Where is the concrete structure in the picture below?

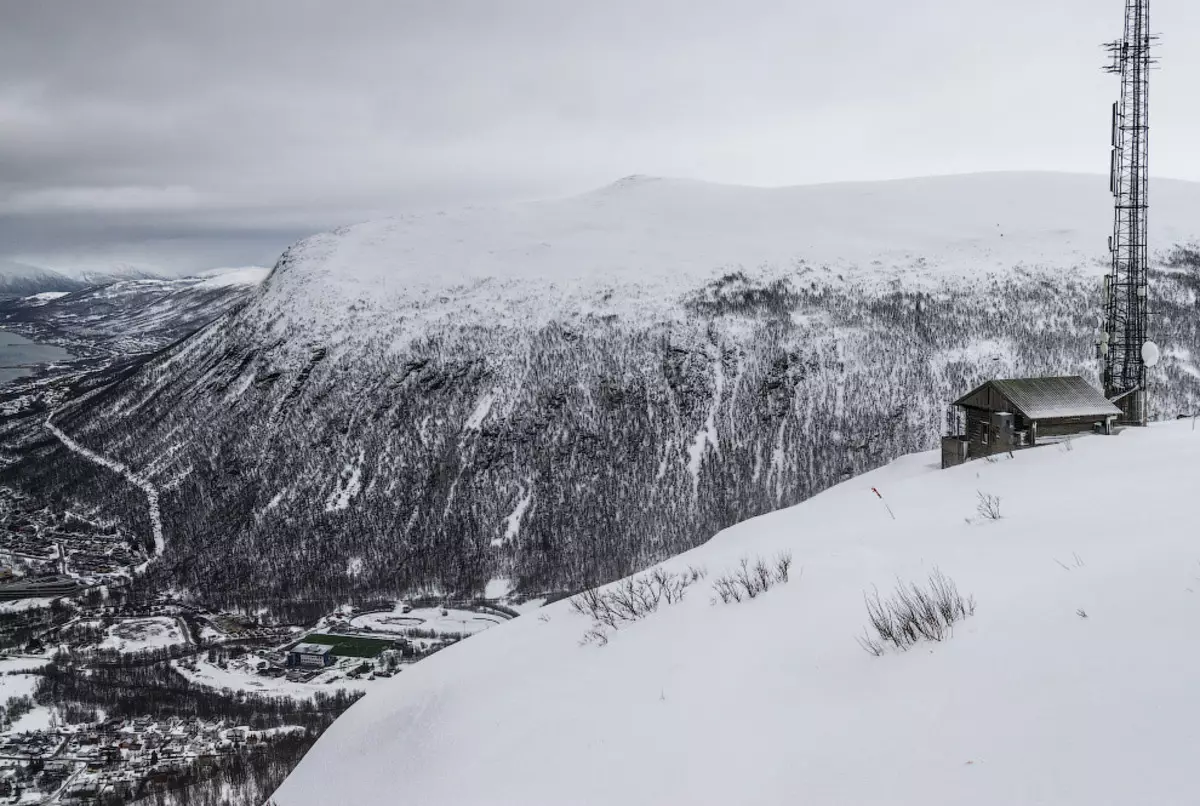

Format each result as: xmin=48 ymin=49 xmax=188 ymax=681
xmin=287 ymin=642 xmax=335 ymax=669
xmin=0 ymin=574 xmax=85 ymax=600
xmin=943 ymin=376 xmax=1122 ymax=468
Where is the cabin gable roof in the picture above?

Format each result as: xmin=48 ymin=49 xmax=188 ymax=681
xmin=954 ymin=376 xmax=1121 ymax=420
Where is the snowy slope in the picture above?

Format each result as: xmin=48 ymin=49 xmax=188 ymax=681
xmin=274 ymin=422 xmax=1200 ymax=806
xmin=0 ymin=259 xmax=85 ymax=296
xmin=62 ymin=262 xmax=166 ymax=285
xmin=257 ymin=172 xmax=1200 ymax=344
xmin=0 ymin=275 xmax=263 ymax=357
xmin=0 ymin=259 xmax=170 ymax=296
xmin=189 ymin=265 xmax=271 ymax=288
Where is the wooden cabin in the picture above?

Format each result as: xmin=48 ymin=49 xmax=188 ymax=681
xmin=942 ymin=376 xmax=1121 ymax=469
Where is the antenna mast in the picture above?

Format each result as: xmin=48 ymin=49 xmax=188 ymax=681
xmin=1100 ymin=0 xmax=1155 ymax=425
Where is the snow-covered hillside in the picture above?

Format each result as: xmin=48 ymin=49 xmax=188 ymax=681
xmin=257 ymin=172 xmax=1198 ymax=343
xmin=188 ymin=266 xmax=272 ymax=289
xmin=0 ymin=273 xmax=266 ymax=357
xmin=274 ymin=422 xmax=1200 ymax=806
xmin=0 ymin=259 xmax=165 ymax=296
xmin=25 ymin=173 xmax=1200 ymax=614
xmin=0 ymin=259 xmax=84 ymax=296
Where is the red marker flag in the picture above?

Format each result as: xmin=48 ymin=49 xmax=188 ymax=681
xmin=871 ymin=487 xmax=895 ymax=520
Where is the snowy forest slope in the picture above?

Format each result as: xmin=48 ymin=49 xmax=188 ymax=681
xmin=20 ymin=173 xmax=1200 ymax=614
xmin=273 ymin=421 xmax=1200 ymax=806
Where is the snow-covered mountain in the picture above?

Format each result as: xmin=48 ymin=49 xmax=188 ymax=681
xmin=0 ymin=272 xmax=268 ymax=358
xmin=0 ymin=260 xmax=86 ymax=296
xmin=0 ymin=259 xmax=168 ymax=297
xmin=26 ymin=173 xmax=1200 ymax=615
xmin=273 ymin=421 xmax=1200 ymax=806
xmin=186 ymin=266 xmax=272 ymax=288
xmin=68 ymin=263 xmax=165 ymax=286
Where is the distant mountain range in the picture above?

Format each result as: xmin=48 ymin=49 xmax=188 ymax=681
xmin=15 ymin=173 xmax=1200 ymax=616
xmin=0 ymin=268 xmax=270 ymax=358
xmin=0 ymin=259 xmax=166 ymax=297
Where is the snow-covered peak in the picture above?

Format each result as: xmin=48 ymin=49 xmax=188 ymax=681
xmin=252 ymin=173 xmax=1200 ymax=343
xmin=274 ymin=421 xmax=1200 ymax=806
xmin=0 ymin=259 xmax=83 ymax=296
xmin=65 ymin=263 xmax=167 ymax=284
xmin=228 ymin=172 xmax=1200 ymax=362
xmin=190 ymin=266 xmax=271 ymax=289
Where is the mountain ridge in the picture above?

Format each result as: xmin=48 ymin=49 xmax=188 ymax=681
xmin=16 ymin=172 xmax=1200 ymax=616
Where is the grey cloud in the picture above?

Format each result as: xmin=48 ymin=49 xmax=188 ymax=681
xmin=2 ymin=0 xmax=1199 ymax=273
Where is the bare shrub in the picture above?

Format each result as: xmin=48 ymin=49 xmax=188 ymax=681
xmin=774 ymin=551 xmax=793 ymax=583
xmin=711 ymin=551 xmax=795 ymax=605
xmin=976 ymin=491 xmax=1002 ymax=520
xmin=569 ymin=567 xmax=700 ymax=645
xmin=751 ymin=557 xmax=773 ymax=595
xmin=858 ymin=569 xmax=976 ymax=654
xmin=580 ymin=625 xmax=610 ymax=646
xmin=712 ymin=574 xmax=743 ymax=604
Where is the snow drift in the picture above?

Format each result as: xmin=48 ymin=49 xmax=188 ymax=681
xmin=274 ymin=421 xmax=1200 ymax=806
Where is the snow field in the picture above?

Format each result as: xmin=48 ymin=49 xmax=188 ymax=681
xmin=0 ymin=658 xmax=51 ymax=733
xmin=275 ymin=421 xmax=1200 ymax=806
xmin=98 ymin=617 xmax=184 ymax=653
xmin=174 ymin=658 xmax=369 ymax=699
xmin=348 ymin=606 xmax=502 ymax=636
xmin=254 ymin=174 xmax=1200 ymax=348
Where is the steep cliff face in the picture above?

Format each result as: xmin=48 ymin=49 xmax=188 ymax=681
xmin=35 ymin=174 xmax=1200 ymax=611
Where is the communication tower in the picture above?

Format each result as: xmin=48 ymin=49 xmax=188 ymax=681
xmin=1099 ymin=0 xmax=1158 ymax=425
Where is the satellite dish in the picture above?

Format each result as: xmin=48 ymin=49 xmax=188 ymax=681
xmin=1142 ymin=341 xmax=1161 ymax=368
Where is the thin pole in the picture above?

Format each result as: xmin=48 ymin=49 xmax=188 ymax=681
xmin=871 ymin=487 xmax=895 ymax=521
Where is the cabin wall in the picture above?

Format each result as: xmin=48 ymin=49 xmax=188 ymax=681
xmin=963 ymin=407 xmax=994 ymax=458
xmin=1035 ymin=417 xmax=1111 ymax=438
xmin=956 ymin=386 xmax=1013 ymax=413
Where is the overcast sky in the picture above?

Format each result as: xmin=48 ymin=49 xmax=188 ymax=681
xmin=3 ymin=0 xmax=1198 ymax=274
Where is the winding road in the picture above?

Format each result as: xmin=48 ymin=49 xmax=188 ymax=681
xmin=44 ymin=413 xmax=164 ymax=566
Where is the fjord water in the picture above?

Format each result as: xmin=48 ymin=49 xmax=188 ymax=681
xmin=0 ymin=329 xmax=72 ymax=385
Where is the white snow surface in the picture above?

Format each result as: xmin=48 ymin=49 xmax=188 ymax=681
xmin=275 ymin=421 xmax=1200 ymax=806
xmin=192 ymin=266 xmax=271 ymax=289
xmin=0 ymin=658 xmax=51 ymax=732
xmin=98 ymin=617 xmax=184 ymax=653
xmin=253 ymin=173 xmax=1200 ymax=350
xmin=22 ymin=291 xmax=71 ymax=303
xmin=494 ymin=485 xmax=533 ymax=547
xmin=348 ymin=606 xmax=502 ymax=636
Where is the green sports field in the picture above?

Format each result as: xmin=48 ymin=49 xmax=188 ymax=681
xmin=299 ymin=633 xmax=395 ymax=657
